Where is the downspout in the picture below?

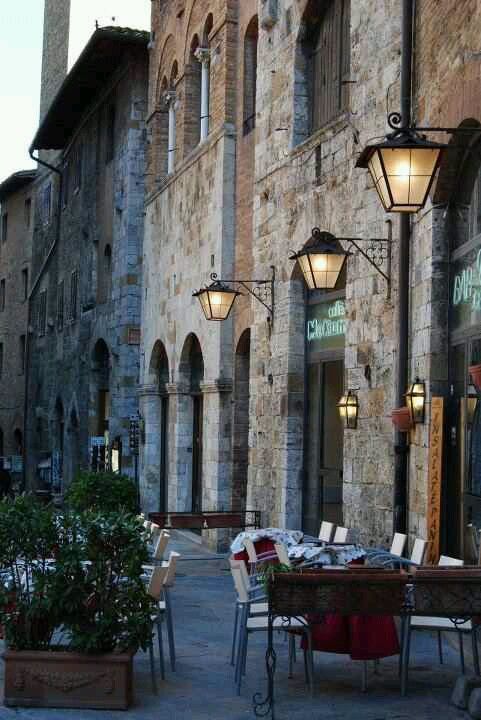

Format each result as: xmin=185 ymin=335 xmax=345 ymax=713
xmin=22 ymin=146 xmax=63 ymax=490
xmin=393 ymin=0 xmax=413 ymax=534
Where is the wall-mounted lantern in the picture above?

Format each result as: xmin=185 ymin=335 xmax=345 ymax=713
xmin=337 ymin=390 xmax=359 ymax=430
xmin=192 ymin=280 xmax=240 ymax=321
xmin=193 ymin=267 xmax=275 ymax=325
xmin=289 ymin=229 xmax=351 ymax=290
xmin=467 ymin=383 xmax=479 ymax=427
xmin=290 ymin=224 xmax=393 ymax=298
xmin=405 ymin=377 xmax=426 ymax=425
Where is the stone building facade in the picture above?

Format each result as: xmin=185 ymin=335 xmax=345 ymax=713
xmin=141 ymin=0 xmax=481 ymax=557
xmin=25 ymin=26 xmax=148 ymax=493
xmin=0 ymin=171 xmax=36 ymax=476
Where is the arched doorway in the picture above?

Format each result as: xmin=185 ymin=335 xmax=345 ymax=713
xmin=233 ymin=330 xmax=251 ymax=511
xmin=302 ymin=259 xmax=347 ymax=535
xmin=148 ymin=340 xmax=170 ymax=512
xmin=13 ymin=428 xmax=23 ymax=455
xmin=179 ymin=334 xmax=204 ymax=513
xmin=92 ymin=340 xmax=110 ymax=439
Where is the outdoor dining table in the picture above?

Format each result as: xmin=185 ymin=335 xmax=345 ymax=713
xmin=231 ymin=530 xmax=399 ymax=660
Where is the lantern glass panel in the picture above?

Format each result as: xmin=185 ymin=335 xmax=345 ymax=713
xmin=197 ymin=287 xmax=237 ymax=320
xmin=378 ymin=146 xmax=441 ymax=211
xmin=298 ymin=251 xmax=345 ymax=290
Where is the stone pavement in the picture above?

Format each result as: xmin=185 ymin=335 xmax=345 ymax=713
xmin=0 ymin=532 xmax=471 ymax=719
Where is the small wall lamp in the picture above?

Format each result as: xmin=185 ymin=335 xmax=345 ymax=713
xmin=406 ymin=377 xmax=426 ymax=425
xmin=337 ymin=390 xmax=359 ymax=429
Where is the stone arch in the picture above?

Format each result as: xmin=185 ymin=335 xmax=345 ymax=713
xmin=156 ymin=34 xmax=177 ymax=102
xmin=176 ymin=333 xmax=205 ymax=512
xmin=179 ymin=332 xmax=204 ymax=390
xmin=433 ymin=119 xmax=481 ymax=206
xmin=183 ymin=34 xmax=202 ymax=154
xmin=142 ymin=340 xmax=171 ymax=513
xmin=170 ymin=60 xmax=179 ymax=89
xmin=91 ymin=339 xmax=111 ymax=439
xmin=243 ymin=15 xmax=259 ymax=135
xmin=202 ymin=13 xmax=214 ymax=46
xmin=148 ymin=339 xmax=170 ymax=389
xmin=184 ymin=0 xmax=211 ymax=65
xmin=232 ymin=328 xmax=251 ymax=511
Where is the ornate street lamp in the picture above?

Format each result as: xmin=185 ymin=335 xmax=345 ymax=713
xmin=337 ymin=390 xmax=359 ymax=430
xmin=193 ymin=268 xmax=275 ymax=325
xmin=356 ymin=114 xmax=446 ymax=213
xmin=289 ymin=229 xmax=351 ymax=290
xmin=405 ymin=377 xmax=426 ymax=424
xmin=192 ymin=279 xmax=240 ymax=321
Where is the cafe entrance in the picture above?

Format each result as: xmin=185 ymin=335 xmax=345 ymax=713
xmin=303 ymin=292 xmax=346 ymax=537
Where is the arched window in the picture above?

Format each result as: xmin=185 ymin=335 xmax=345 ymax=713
xmin=294 ymin=0 xmax=350 ymax=145
xmin=184 ymin=36 xmax=202 ymax=154
xmin=243 ymin=16 xmax=258 ymax=135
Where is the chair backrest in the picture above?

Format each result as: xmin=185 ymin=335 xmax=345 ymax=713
xmin=147 ymin=566 xmax=168 ymax=600
xmin=150 ymin=522 xmax=161 ymax=540
xmin=438 ymin=554 xmax=464 ymax=566
xmin=333 ymin=526 xmax=349 ymax=543
xmin=410 ymin=538 xmax=427 ymax=565
xmin=318 ymin=521 xmax=334 ymax=542
xmin=164 ymin=551 xmax=180 ymax=587
xmin=230 ymin=559 xmax=250 ymax=603
xmin=153 ymin=530 xmax=170 ymax=560
xmin=390 ymin=532 xmax=407 ymax=556
xmin=243 ymin=536 xmax=258 ymax=563
xmin=274 ymin=542 xmax=291 ymax=566
xmin=143 ymin=520 xmax=152 ymax=532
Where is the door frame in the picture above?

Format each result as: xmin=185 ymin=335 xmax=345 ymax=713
xmin=192 ymin=393 xmax=203 ymax=513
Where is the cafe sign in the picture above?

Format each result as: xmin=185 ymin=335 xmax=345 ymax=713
xmin=306 ymin=299 xmax=346 ymax=352
xmin=451 ymin=247 xmax=481 ymax=331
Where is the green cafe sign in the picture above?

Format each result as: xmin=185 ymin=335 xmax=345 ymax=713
xmin=306 ymin=299 xmax=346 ymax=352
xmin=451 ymin=247 xmax=481 ymax=331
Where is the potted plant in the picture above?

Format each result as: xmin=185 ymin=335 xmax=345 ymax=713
xmin=391 ymin=406 xmax=413 ymax=432
xmin=0 ymin=496 xmax=156 ymax=710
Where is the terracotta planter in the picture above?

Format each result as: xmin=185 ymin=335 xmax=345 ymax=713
xmin=391 ymin=406 xmax=412 ymax=432
xmin=3 ymin=649 xmax=134 ymax=710
xmin=469 ymin=364 xmax=481 ymax=391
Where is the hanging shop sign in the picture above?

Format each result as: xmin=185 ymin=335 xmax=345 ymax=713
xmin=426 ymin=397 xmax=444 ymax=565
xmin=451 ymin=246 xmax=481 ymax=331
xmin=306 ymin=298 xmax=346 ymax=352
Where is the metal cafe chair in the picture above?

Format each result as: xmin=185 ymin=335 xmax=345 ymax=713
xmin=230 ymin=560 xmax=313 ymax=696
xmin=372 ymin=537 xmax=427 ymax=569
xmin=400 ymin=558 xmax=481 ymax=695
xmin=365 ymin=532 xmax=407 ymax=565
xmin=229 ymin=558 xmax=269 ymax=666
xmin=243 ymin=536 xmax=279 ymax=577
xmin=146 ymin=565 xmax=169 ymax=693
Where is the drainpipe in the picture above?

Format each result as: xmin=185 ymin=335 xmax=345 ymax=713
xmin=22 ymin=146 xmax=63 ymax=491
xmin=393 ymin=0 xmax=413 ymax=535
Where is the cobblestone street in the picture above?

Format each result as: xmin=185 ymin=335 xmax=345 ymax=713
xmin=0 ymin=534 xmax=470 ymax=720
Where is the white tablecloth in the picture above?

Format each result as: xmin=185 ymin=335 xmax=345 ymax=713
xmin=230 ymin=527 xmax=303 ymax=555
xmin=288 ymin=543 xmax=365 ymax=565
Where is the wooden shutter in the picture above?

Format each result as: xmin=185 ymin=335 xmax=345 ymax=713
xmin=311 ymin=0 xmax=350 ymax=131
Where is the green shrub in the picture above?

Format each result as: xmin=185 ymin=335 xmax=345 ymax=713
xmin=0 ymin=496 xmax=155 ymax=654
xmin=65 ymin=471 xmax=138 ymax=514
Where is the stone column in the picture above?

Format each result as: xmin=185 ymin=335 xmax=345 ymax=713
xmin=162 ymin=90 xmax=177 ymax=174
xmin=200 ymin=379 xmax=233 ymax=550
xmin=139 ymin=383 xmax=161 ymax=514
xmin=165 ymin=382 xmax=192 ymax=512
xmin=194 ymin=47 xmax=210 ymax=141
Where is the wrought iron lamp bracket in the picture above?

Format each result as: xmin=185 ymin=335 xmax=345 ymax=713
xmin=210 ymin=265 xmax=275 ymax=325
xmin=387 ymin=111 xmax=481 ymax=138
xmin=343 ymin=220 xmax=393 ymax=299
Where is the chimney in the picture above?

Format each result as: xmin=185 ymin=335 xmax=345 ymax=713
xmin=40 ymin=0 xmax=71 ymax=122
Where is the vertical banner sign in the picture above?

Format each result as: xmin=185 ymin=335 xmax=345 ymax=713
xmin=426 ymin=397 xmax=444 ymax=565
